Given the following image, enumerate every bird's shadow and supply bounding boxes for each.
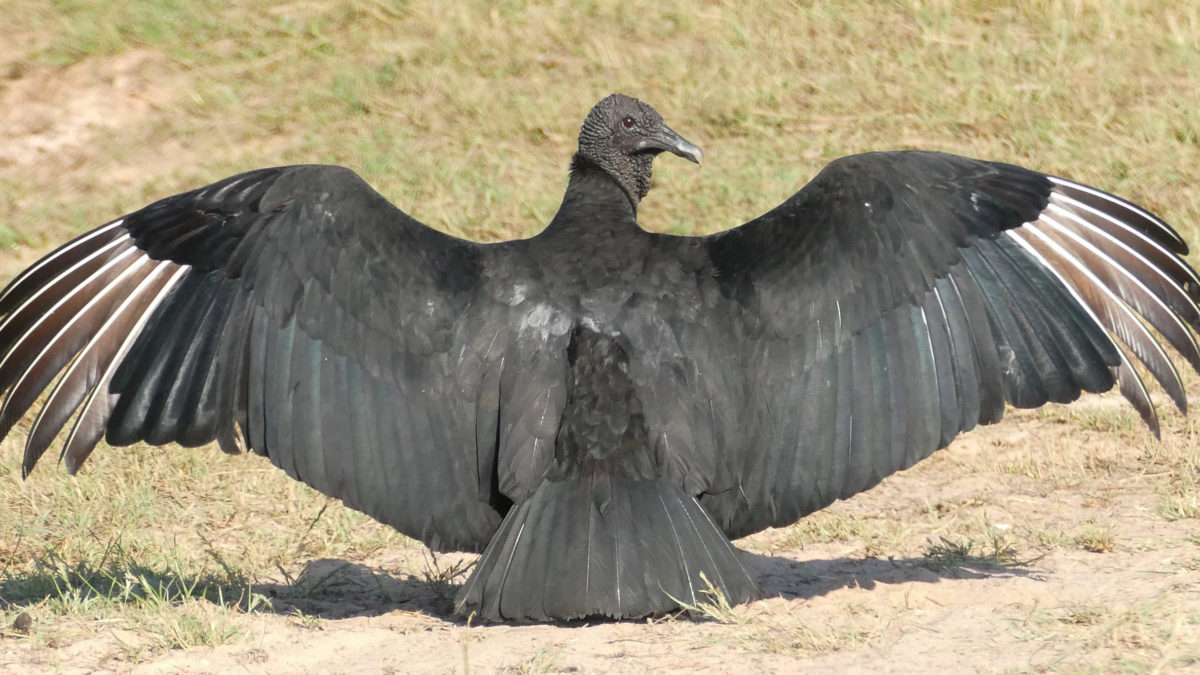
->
[0,546,1042,625]
[266,547,1044,623]
[743,547,1043,603]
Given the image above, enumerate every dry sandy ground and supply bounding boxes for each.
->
[1,51,1198,675]
[6,425,1198,674]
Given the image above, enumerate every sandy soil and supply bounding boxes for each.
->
[1,50,1197,675]
[7,420,1197,674]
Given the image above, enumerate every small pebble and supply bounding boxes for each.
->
[11,612,31,634]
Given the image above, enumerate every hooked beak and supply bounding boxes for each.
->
[636,124,703,165]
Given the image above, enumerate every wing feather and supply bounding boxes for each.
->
[290,332,327,492]
[61,265,191,473]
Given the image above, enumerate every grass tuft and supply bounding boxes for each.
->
[918,531,1027,572]
[666,571,745,625]
[418,551,474,601]
[1074,527,1117,554]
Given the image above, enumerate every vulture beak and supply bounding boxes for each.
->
[638,124,704,165]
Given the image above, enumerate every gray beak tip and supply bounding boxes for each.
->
[670,136,704,166]
[644,123,703,166]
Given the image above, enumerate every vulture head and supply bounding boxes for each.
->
[574,93,703,205]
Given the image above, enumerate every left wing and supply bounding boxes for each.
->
[680,151,1200,538]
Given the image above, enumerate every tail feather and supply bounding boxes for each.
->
[456,473,760,621]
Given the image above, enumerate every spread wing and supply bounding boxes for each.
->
[0,165,565,551]
[688,151,1200,538]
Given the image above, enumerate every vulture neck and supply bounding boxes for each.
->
[542,154,642,238]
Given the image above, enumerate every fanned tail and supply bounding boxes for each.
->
[455,472,759,621]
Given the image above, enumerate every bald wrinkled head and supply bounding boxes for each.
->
[574,94,702,205]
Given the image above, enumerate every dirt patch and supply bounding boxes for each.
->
[0,50,176,184]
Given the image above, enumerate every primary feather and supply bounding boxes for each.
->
[4,93,1197,621]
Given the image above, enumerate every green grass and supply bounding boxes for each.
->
[1,0,1200,668]
[918,532,1024,571]
[5,1,1200,244]
[0,541,264,657]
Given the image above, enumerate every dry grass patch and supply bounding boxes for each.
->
[1016,595,1200,671]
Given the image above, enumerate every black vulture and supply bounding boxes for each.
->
[3,94,1198,621]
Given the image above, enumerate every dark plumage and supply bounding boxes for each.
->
[3,93,1198,621]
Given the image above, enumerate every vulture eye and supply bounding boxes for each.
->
[621,116,636,129]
